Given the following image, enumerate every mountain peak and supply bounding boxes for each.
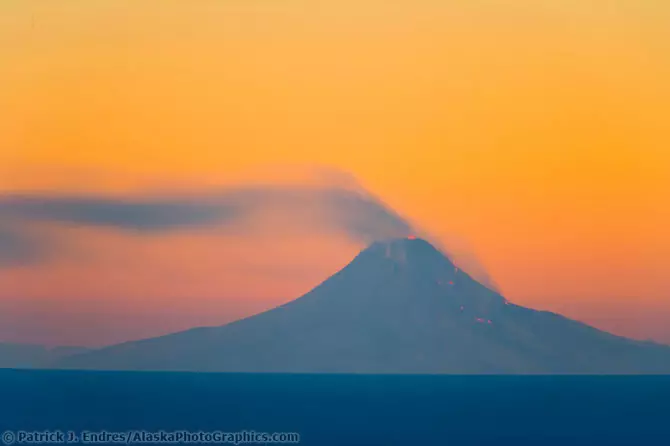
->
[366,235,437,251]
[362,236,452,268]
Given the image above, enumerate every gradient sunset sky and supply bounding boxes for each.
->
[1,0,669,347]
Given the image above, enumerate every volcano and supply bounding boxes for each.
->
[57,237,670,373]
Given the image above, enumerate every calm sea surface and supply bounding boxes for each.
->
[1,370,669,446]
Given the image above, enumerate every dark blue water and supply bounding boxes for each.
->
[1,370,669,446]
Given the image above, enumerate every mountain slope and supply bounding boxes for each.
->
[0,343,89,369]
[57,238,670,373]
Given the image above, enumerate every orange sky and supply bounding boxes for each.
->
[1,0,669,346]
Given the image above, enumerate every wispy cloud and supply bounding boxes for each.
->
[0,195,237,232]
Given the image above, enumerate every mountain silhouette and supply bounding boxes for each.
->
[56,237,670,373]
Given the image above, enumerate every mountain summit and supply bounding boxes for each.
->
[58,237,670,373]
